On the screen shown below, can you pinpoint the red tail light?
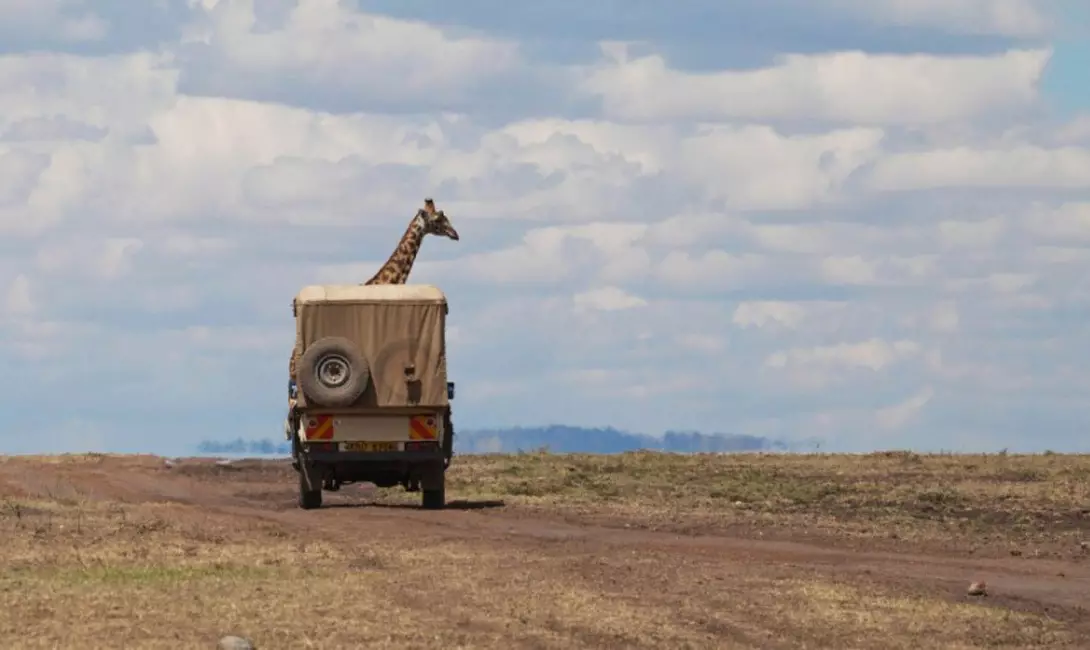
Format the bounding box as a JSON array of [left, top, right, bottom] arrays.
[[405, 442, 438, 452], [307, 442, 337, 452]]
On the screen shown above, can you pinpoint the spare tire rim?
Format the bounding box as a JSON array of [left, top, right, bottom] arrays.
[[316, 354, 351, 388]]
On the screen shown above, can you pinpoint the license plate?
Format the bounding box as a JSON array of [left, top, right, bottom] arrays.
[[341, 441, 398, 452]]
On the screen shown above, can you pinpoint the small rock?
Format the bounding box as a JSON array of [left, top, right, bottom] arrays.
[[967, 581, 987, 597], [218, 636, 255, 650], [1080, 541, 1088, 551], [1009, 549, 1022, 557]]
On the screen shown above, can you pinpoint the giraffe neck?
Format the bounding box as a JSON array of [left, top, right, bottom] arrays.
[[364, 215, 426, 285]]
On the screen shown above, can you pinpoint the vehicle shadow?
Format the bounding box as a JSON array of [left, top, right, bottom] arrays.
[[324, 498, 506, 511]]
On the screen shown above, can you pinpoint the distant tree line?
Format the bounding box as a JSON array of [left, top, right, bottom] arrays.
[[196, 426, 820, 456], [198, 438, 291, 455]]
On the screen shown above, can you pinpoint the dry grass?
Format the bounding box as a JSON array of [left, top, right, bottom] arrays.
[[433, 450, 1090, 548], [0, 452, 1086, 648]]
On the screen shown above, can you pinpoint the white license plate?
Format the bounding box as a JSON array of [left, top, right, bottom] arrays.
[[341, 441, 398, 452]]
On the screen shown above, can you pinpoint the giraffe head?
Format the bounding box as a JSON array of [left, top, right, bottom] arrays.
[[417, 198, 459, 241]]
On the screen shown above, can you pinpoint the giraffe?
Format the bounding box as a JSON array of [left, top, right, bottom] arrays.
[[362, 197, 459, 285], [287, 198, 459, 415]]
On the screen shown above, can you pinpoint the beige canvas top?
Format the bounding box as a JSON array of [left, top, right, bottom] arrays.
[[294, 284, 449, 411], [295, 284, 447, 305]]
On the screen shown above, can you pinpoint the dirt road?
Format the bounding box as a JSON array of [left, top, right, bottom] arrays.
[[0, 454, 1087, 649]]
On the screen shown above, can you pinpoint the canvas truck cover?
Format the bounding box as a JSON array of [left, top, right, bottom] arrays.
[[294, 284, 449, 410]]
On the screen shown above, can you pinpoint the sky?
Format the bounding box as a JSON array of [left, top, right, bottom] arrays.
[[1, 0, 1089, 456]]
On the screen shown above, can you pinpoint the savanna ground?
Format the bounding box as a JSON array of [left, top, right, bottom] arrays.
[[0, 451, 1087, 649]]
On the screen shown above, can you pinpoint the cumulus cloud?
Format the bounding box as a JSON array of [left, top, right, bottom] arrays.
[[573, 286, 648, 312], [177, 0, 524, 113], [866, 144, 1090, 191], [765, 338, 924, 372], [875, 385, 936, 429], [1023, 202, 1090, 241], [732, 301, 809, 330], [581, 43, 1051, 125], [0, 0, 1087, 453]]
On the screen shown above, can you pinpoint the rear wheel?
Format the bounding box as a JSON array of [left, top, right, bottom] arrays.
[[298, 468, 322, 510], [422, 485, 444, 510], [422, 465, 445, 510]]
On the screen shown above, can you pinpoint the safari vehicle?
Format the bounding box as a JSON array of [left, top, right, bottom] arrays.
[[285, 284, 455, 510]]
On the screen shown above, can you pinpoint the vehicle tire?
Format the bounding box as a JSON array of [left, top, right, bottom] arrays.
[[298, 336, 370, 408], [422, 485, 444, 510], [421, 465, 445, 510], [298, 469, 322, 510]]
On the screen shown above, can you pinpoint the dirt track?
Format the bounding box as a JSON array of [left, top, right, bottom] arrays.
[[1, 454, 1088, 649]]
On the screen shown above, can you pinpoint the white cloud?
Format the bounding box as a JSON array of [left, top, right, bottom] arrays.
[[582, 44, 1050, 125], [35, 237, 144, 279], [732, 301, 808, 329], [446, 226, 595, 286], [867, 145, 1090, 191], [947, 272, 1041, 296], [0, 148, 49, 206], [818, 255, 939, 286], [676, 125, 885, 209], [179, 0, 522, 107], [642, 212, 745, 248], [498, 118, 672, 175], [938, 218, 1008, 249], [573, 286, 647, 311], [1055, 115, 1090, 144], [1023, 202, 1090, 241], [766, 338, 923, 372], [927, 301, 960, 333], [875, 386, 935, 430], [0, 51, 177, 134], [655, 250, 768, 289], [675, 333, 727, 354]]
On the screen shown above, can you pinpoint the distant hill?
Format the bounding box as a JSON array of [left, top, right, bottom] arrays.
[[196, 425, 816, 456], [456, 426, 792, 453]]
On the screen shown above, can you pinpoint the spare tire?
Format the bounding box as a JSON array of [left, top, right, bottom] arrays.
[[298, 336, 370, 408]]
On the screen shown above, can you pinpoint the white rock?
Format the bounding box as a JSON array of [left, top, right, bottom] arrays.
[[218, 635, 255, 650]]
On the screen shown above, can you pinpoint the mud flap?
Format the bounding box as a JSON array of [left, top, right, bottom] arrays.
[[292, 432, 321, 492], [299, 458, 321, 492], [442, 408, 454, 470]]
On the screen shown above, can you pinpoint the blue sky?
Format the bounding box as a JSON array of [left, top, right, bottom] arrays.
[[1, 0, 1088, 456]]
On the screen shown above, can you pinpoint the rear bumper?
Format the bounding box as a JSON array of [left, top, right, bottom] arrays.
[[303, 450, 446, 464]]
